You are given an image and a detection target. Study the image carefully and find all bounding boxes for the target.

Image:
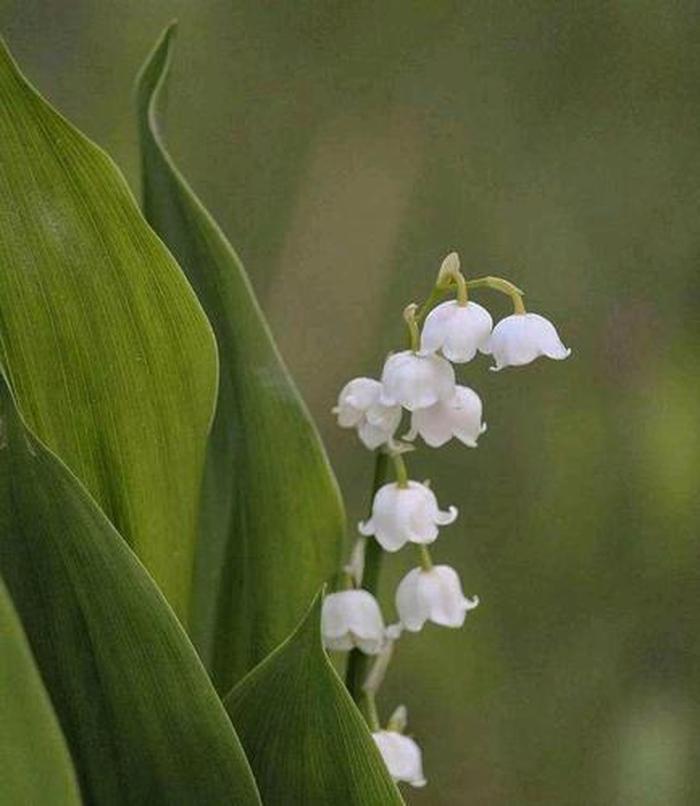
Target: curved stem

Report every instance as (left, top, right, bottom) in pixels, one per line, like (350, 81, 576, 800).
(466, 275, 526, 314)
(360, 690, 381, 732)
(454, 270, 468, 305)
(466, 275, 524, 295)
(359, 637, 397, 733)
(363, 639, 396, 696)
(391, 451, 409, 488)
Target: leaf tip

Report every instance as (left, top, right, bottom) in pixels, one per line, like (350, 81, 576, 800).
(267, 587, 329, 665)
(136, 20, 177, 104)
(164, 19, 179, 43)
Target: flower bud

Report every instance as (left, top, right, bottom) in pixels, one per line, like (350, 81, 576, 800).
(359, 481, 457, 552)
(387, 704, 408, 733)
(483, 312, 571, 371)
(321, 590, 385, 654)
(372, 729, 426, 788)
(396, 564, 479, 631)
(436, 251, 461, 288)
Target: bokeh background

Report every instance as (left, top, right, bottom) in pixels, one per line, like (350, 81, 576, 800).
(4, 2, 700, 803)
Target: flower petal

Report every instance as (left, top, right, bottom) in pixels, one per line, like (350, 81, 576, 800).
(442, 302, 493, 363)
(525, 313, 572, 360)
(321, 590, 385, 654)
(358, 518, 375, 536)
(380, 351, 455, 411)
(486, 312, 571, 370)
(396, 568, 429, 631)
(357, 421, 392, 450)
(410, 404, 454, 447)
(420, 301, 455, 354)
(435, 505, 458, 525)
(397, 565, 478, 631)
(418, 566, 469, 627)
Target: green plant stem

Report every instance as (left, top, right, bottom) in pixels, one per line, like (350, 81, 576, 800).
(391, 452, 409, 487)
(358, 633, 397, 733)
(345, 451, 390, 713)
(359, 690, 381, 733)
(466, 275, 526, 313)
(454, 270, 469, 304)
(418, 544, 433, 571)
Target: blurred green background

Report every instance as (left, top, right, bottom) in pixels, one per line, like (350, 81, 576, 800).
(4, 1, 700, 803)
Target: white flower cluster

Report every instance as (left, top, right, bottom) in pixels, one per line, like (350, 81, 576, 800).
(324, 253, 570, 788)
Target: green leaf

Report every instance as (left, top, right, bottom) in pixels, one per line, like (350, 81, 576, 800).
(0, 384, 260, 805)
(0, 577, 81, 806)
(225, 591, 404, 805)
(0, 36, 218, 620)
(137, 23, 345, 690)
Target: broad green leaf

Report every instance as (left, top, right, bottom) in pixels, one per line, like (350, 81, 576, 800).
(0, 577, 81, 806)
(137, 24, 345, 690)
(0, 36, 218, 620)
(225, 591, 404, 804)
(0, 384, 260, 805)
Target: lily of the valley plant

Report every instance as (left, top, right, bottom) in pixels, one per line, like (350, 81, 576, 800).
(328, 251, 570, 787)
(0, 21, 570, 806)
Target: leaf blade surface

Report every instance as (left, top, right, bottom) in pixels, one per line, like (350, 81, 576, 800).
(0, 384, 261, 805)
(0, 577, 81, 806)
(0, 36, 218, 618)
(225, 592, 404, 805)
(137, 24, 345, 689)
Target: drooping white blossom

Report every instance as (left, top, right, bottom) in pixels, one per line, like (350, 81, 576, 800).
(359, 481, 457, 552)
(483, 312, 571, 371)
(396, 564, 479, 631)
(372, 729, 426, 788)
(420, 300, 493, 363)
(407, 385, 486, 448)
(380, 351, 455, 412)
(334, 377, 402, 449)
(321, 590, 385, 654)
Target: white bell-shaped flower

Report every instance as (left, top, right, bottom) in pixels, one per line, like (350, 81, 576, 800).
(372, 730, 426, 788)
(407, 385, 486, 448)
(396, 564, 479, 631)
(420, 300, 493, 363)
(359, 481, 457, 552)
(484, 312, 571, 371)
(334, 377, 402, 450)
(321, 590, 385, 654)
(380, 351, 455, 412)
